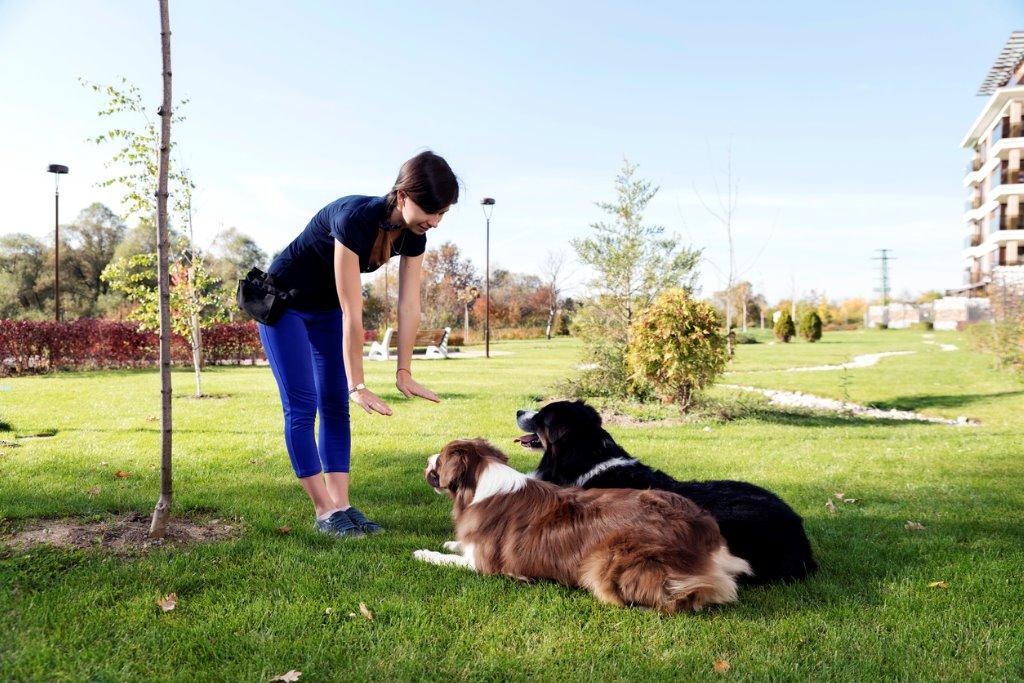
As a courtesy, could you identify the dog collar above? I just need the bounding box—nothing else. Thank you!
[573,457,636,487]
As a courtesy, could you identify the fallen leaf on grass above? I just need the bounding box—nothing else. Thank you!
[348,612,356,618]
[324,607,333,615]
[249,458,263,466]
[713,659,731,673]
[278,525,291,535]
[842,498,858,504]
[145,415,157,422]
[928,581,949,589]
[906,521,927,531]
[86,486,101,496]
[359,602,374,621]
[825,499,837,514]
[98,461,108,466]
[156,593,177,612]
[269,671,302,682]
[114,470,131,479]
[833,492,845,500]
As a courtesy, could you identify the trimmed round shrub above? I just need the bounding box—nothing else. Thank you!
[799,311,823,342]
[774,311,796,343]
[625,289,728,413]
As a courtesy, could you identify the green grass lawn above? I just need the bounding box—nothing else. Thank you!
[1,331,1023,681]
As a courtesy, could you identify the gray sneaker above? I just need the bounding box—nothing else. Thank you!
[314,510,364,538]
[345,506,384,534]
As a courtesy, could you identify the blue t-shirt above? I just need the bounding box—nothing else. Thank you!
[268,195,427,310]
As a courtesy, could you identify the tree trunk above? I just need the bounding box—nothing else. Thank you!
[150,0,174,540]
[463,302,470,344]
[191,311,203,398]
[189,260,203,398]
[545,307,554,340]
[677,383,693,415]
[725,299,734,357]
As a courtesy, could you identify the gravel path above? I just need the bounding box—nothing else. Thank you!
[778,352,917,374]
[723,384,976,426]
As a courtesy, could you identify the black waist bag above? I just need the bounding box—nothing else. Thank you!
[236,267,297,325]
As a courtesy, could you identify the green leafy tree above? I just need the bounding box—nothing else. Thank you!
[209,227,267,319]
[569,159,701,397]
[626,289,728,413]
[799,310,823,342]
[102,246,228,397]
[61,203,127,317]
[0,234,51,318]
[774,310,796,342]
[81,77,193,221]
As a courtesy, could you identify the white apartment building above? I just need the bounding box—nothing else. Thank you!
[960,31,1024,295]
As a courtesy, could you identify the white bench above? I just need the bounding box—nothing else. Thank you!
[368,327,451,361]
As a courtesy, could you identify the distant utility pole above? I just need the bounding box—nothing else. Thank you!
[873,249,895,305]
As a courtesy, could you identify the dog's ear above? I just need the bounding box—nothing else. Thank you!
[472,438,509,464]
[437,441,478,492]
[575,400,602,427]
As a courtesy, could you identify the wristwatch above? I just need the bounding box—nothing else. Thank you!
[348,383,366,396]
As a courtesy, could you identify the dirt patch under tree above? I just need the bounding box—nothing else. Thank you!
[3,512,241,555]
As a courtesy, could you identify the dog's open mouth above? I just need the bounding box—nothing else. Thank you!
[514,433,542,449]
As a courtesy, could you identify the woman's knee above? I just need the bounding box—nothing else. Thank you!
[318,398,350,423]
[283,389,318,426]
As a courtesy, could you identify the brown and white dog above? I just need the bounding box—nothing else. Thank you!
[414,438,751,613]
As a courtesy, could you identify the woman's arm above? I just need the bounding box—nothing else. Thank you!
[395,253,440,402]
[334,239,392,416]
[395,254,422,374]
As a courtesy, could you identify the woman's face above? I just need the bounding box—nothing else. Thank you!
[399,193,449,236]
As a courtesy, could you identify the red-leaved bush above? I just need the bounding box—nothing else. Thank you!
[0,319,266,375]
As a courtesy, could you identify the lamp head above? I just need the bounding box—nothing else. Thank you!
[47,164,69,174]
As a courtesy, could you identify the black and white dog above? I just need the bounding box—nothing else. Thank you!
[515,400,818,585]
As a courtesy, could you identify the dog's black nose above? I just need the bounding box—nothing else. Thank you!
[516,409,525,418]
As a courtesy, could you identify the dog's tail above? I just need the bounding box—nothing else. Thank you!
[665,545,752,612]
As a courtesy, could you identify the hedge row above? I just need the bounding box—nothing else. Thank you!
[0,319,265,375]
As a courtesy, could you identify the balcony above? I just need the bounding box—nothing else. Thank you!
[999,164,1024,185]
[965,196,984,212]
[960,86,1024,149]
[991,117,1007,146]
[963,268,985,286]
[964,232,983,248]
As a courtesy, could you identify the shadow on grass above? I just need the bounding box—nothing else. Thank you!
[5,473,1023,624]
[741,409,934,428]
[0,420,11,432]
[867,391,1024,411]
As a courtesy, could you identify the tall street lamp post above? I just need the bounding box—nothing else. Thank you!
[47,164,69,321]
[481,197,496,358]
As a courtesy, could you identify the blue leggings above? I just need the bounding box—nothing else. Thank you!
[258,307,351,478]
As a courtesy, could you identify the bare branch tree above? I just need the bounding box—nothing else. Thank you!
[540,250,567,340]
[694,144,739,354]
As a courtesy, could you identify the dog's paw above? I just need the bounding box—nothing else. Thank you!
[413,549,434,562]
[442,541,462,553]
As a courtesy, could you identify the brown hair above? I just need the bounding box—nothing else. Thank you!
[369,151,460,268]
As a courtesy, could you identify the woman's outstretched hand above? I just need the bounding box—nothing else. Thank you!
[396,370,441,403]
[350,387,393,416]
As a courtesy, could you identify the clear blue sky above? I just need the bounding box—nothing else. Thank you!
[1,0,1021,301]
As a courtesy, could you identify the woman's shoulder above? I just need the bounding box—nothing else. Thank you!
[322,194,385,219]
[319,195,387,241]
